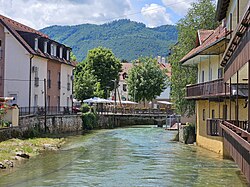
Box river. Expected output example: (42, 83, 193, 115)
(0, 126, 248, 186)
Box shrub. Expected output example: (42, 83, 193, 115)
(82, 112, 97, 130)
(183, 123, 196, 144)
(81, 103, 90, 113)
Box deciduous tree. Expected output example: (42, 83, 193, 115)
(169, 0, 217, 116)
(127, 57, 168, 104)
(85, 47, 122, 98)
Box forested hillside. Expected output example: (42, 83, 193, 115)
(41, 19, 177, 61)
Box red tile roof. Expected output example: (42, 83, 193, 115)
(0, 14, 74, 66)
(159, 62, 171, 77)
(180, 25, 228, 64)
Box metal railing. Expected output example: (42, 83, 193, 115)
(226, 120, 249, 132)
(19, 106, 76, 116)
(186, 78, 229, 98)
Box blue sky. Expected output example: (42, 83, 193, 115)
(0, 0, 198, 29)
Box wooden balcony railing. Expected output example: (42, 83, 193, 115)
(207, 118, 222, 136)
(186, 78, 229, 99)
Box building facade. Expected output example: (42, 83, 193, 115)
(0, 14, 75, 113)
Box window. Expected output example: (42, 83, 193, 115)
(218, 68, 223, 79)
(59, 47, 63, 58)
(44, 41, 47, 53)
(223, 105, 227, 120)
(201, 70, 205, 83)
(211, 109, 215, 119)
(47, 95, 50, 107)
(34, 67, 39, 87)
(209, 68, 212, 81)
(67, 74, 70, 91)
(123, 84, 127, 92)
(34, 95, 38, 107)
(58, 72, 61, 89)
(67, 97, 69, 107)
(34, 38, 38, 51)
(122, 73, 127, 80)
(66, 50, 70, 61)
(202, 109, 205, 121)
(53, 45, 57, 56)
(47, 70, 51, 88)
(57, 96, 60, 110)
(51, 44, 54, 55)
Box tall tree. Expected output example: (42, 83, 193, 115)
(169, 0, 217, 116)
(127, 57, 168, 104)
(74, 63, 100, 103)
(85, 47, 122, 98)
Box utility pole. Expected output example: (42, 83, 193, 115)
(44, 78, 47, 133)
(114, 79, 117, 113)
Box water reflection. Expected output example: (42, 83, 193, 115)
(0, 127, 248, 187)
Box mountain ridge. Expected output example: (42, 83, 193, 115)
(40, 19, 178, 62)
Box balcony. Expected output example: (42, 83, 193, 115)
(186, 78, 229, 99)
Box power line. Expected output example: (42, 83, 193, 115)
(81, 0, 196, 25)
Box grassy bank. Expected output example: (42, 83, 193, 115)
(0, 138, 65, 167)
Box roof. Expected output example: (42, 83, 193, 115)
(120, 63, 133, 80)
(159, 62, 171, 77)
(0, 14, 73, 66)
(196, 30, 214, 46)
(216, 0, 230, 21)
(180, 25, 228, 64)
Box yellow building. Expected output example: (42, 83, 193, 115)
(181, 0, 250, 182)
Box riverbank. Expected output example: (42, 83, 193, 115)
(0, 138, 65, 170)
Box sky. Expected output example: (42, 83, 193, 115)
(0, 0, 199, 29)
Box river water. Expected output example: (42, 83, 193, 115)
(0, 126, 248, 187)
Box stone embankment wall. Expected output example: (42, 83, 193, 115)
(0, 114, 161, 142)
(0, 114, 82, 141)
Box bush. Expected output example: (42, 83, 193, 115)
(82, 112, 97, 130)
(81, 103, 90, 113)
(183, 123, 196, 144)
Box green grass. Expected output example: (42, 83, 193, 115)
(0, 138, 65, 162)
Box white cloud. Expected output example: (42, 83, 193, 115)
(0, 0, 132, 29)
(141, 3, 173, 27)
(161, 0, 196, 16)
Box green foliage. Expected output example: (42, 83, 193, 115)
(183, 123, 196, 144)
(85, 47, 122, 98)
(127, 57, 168, 103)
(169, 0, 217, 116)
(73, 63, 98, 102)
(40, 19, 178, 61)
(82, 112, 98, 130)
(80, 103, 90, 113)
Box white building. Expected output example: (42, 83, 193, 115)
(0, 14, 75, 113)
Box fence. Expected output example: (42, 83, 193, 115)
(19, 106, 76, 116)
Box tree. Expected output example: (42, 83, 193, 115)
(74, 62, 104, 102)
(169, 0, 217, 116)
(85, 47, 122, 98)
(127, 57, 167, 104)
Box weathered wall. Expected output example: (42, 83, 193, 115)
(0, 114, 82, 142)
(0, 114, 160, 142)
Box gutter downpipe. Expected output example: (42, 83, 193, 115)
(29, 54, 34, 114)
